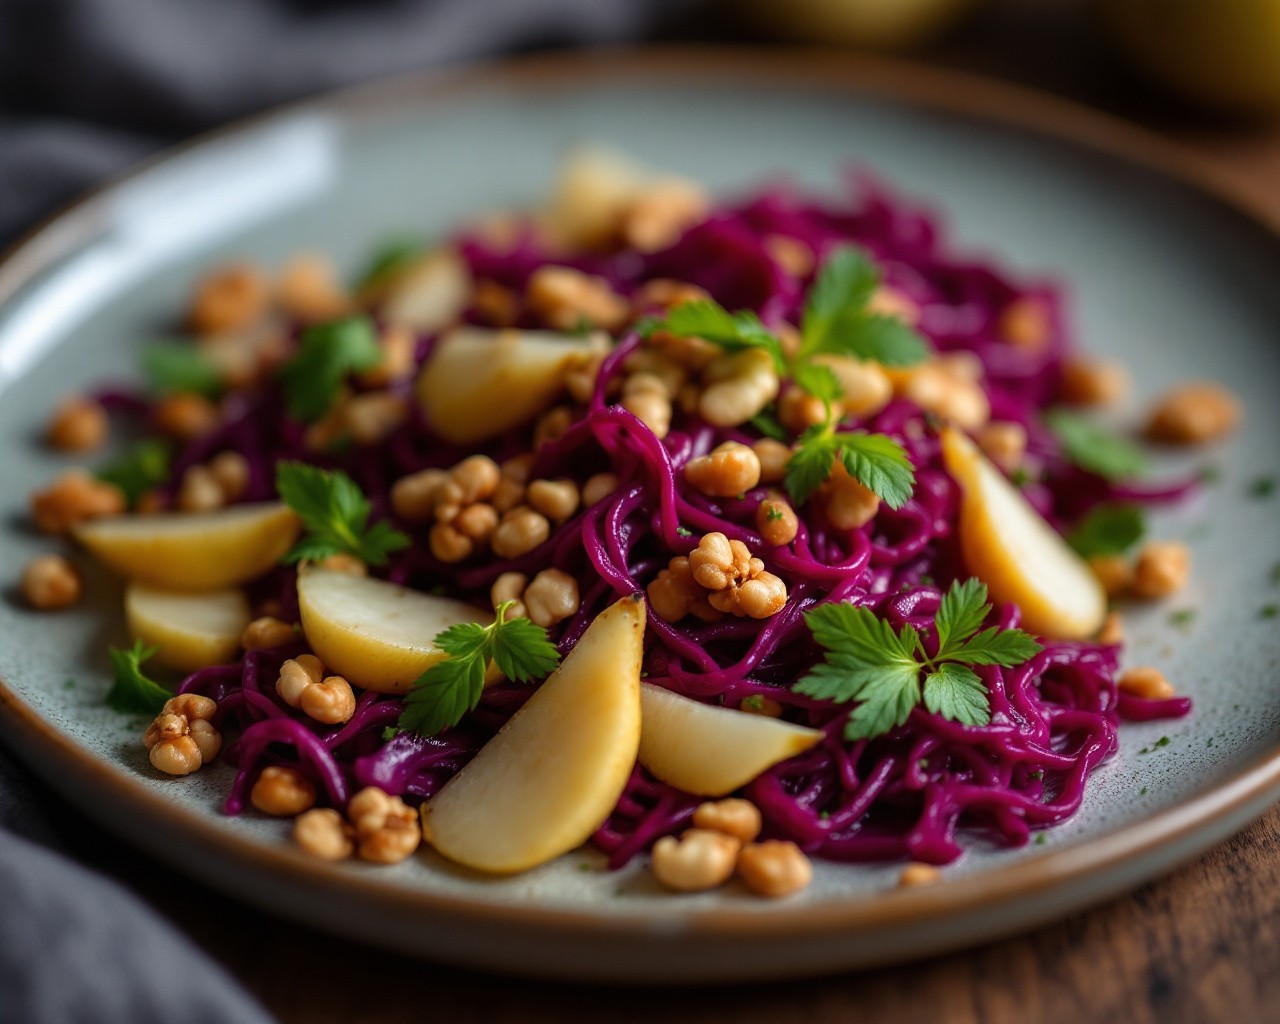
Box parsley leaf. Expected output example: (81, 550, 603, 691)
(658, 300, 785, 370)
(105, 640, 171, 715)
(1043, 409, 1146, 481)
(141, 345, 223, 398)
(798, 247, 929, 367)
(790, 361, 843, 406)
(96, 439, 173, 507)
(748, 408, 788, 441)
(399, 601, 561, 737)
(1066, 503, 1146, 558)
(783, 423, 915, 509)
(276, 461, 410, 566)
(795, 578, 1041, 740)
(279, 316, 382, 423)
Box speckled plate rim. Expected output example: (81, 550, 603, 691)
(2, 46, 1279, 979)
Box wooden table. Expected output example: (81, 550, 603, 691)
(38, 5, 1280, 1021)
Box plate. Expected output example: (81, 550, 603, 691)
(1, 49, 1279, 983)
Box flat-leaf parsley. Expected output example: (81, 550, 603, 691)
(276, 461, 410, 567)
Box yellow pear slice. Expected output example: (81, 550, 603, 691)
(375, 249, 471, 332)
(297, 566, 491, 694)
(940, 425, 1106, 640)
(74, 502, 300, 591)
(637, 683, 823, 797)
(415, 327, 606, 445)
(126, 583, 250, 672)
(420, 595, 645, 874)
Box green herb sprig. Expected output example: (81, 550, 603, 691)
(1043, 409, 1146, 481)
(276, 461, 410, 566)
(279, 316, 382, 423)
(784, 420, 915, 508)
(795, 578, 1042, 740)
(398, 601, 562, 737)
(1066, 503, 1146, 558)
(141, 344, 224, 398)
(96, 439, 174, 507)
(105, 640, 171, 715)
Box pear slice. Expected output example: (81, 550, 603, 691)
(637, 684, 823, 797)
(296, 566, 490, 694)
(126, 583, 250, 672)
(940, 425, 1106, 640)
(375, 249, 471, 332)
(420, 595, 645, 874)
(415, 327, 606, 445)
(74, 502, 300, 591)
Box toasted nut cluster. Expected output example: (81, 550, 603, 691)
(620, 179, 707, 253)
(646, 556, 722, 624)
(153, 392, 220, 441)
(241, 615, 297, 651)
(394, 455, 504, 564)
(143, 694, 221, 776)
(46, 397, 108, 452)
(1145, 382, 1241, 445)
(684, 442, 762, 498)
(898, 863, 943, 888)
(1131, 541, 1191, 599)
(344, 392, 410, 446)
(277, 253, 351, 324)
(175, 465, 223, 512)
(776, 386, 828, 434)
(251, 765, 318, 817)
(699, 348, 780, 428)
(810, 355, 894, 419)
(491, 506, 552, 560)
(687, 532, 788, 619)
(188, 262, 269, 335)
(755, 493, 799, 547)
(526, 266, 629, 333)
(490, 567, 581, 628)
(359, 325, 417, 388)
(737, 840, 813, 898)
(1117, 666, 1176, 700)
(1060, 358, 1128, 407)
(30, 470, 125, 534)
(293, 808, 355, 861)
(20, 554, 81, 610)
(1098, 611, 1125, 647)
(276, 654, 357, 725)
(895, 355, 990, 430)
(651, 829, 742, 892)
(347, 786, 421, 864)
(752, 439, 791, 484)
(821, 461, 881, 531)
(975, 421, 1028, 474)
(1088, 555, 1133, 598)
(692, 799, 763, 844)
(581, 472, 619, 506)
(997, 296, 1051, 351)
(764, 234, 814, 277)
(621, 371, 674, 438)
(471, 279, 522, 328)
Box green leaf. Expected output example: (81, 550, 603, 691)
(275, 460, 410, 566)
(945, 626, 1043, 667)
(105, 640, 171, 716)
(659, 300, 785, 371)
(96, 439, 173, 506)
(923, 662, 990, 727)
(933, 578, 990, 655)
(783, 426, 838, 505)
(842, 671, 921, 741)
(821, 314, 931, 368)
(1043, 409, 1147, 481)
(834, 431, 915, 510)
(141, 345, 223, 398)
(801, 246, 880, 355)
(748, 408, 788, 442)
(278, 315, 382, 423)
(356, 238, 425, 291)
(790, 361, 843, 406)
(1066, 503, 1147, 558)
(399, 601, 561, 738)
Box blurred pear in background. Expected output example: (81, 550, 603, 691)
(1098, 0, 1280, 114)
(742, 0, 980, 50)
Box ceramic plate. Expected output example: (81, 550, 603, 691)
(2, 50, 1279, 983)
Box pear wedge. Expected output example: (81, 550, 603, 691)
(126, 583, 249, 672)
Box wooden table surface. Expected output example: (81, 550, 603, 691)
(31, 4, 1280, 1022)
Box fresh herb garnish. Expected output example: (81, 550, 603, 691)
(747, 408, 788, 442)
(276, 461, 410, 566)
(676, 526, 693, 538)
(356, 238, 424, 291)
(96, 439, 174, 506)
(381, 726, 399, 743)
(784, 419, 915, 508)
(1043, 409, 1147, 481)
(1249, 476, 1277, 499)
(1139, 786, 1148, 796)
(1262, 604, 1278, 620)
(105, 640, 171, 715)
(279, 315, 382, 422)
(399, 601, 561, 737)
(141, 344, 223, 398)
(1066, 503, 1146, 558)
(1169, 609, 1196, 631)
(1034, 833, 1047, 846)
(795, 578, 1042, 740)
(741, 695, 767, 712)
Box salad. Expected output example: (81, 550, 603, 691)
(20, 149, 1240, 898)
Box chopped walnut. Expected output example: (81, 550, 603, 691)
(143, 695, 221, 776)
(347, 786, 421, 864)
(687, 532, 788, 619)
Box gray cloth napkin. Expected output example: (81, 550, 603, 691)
(0, 1, 686, 1019)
